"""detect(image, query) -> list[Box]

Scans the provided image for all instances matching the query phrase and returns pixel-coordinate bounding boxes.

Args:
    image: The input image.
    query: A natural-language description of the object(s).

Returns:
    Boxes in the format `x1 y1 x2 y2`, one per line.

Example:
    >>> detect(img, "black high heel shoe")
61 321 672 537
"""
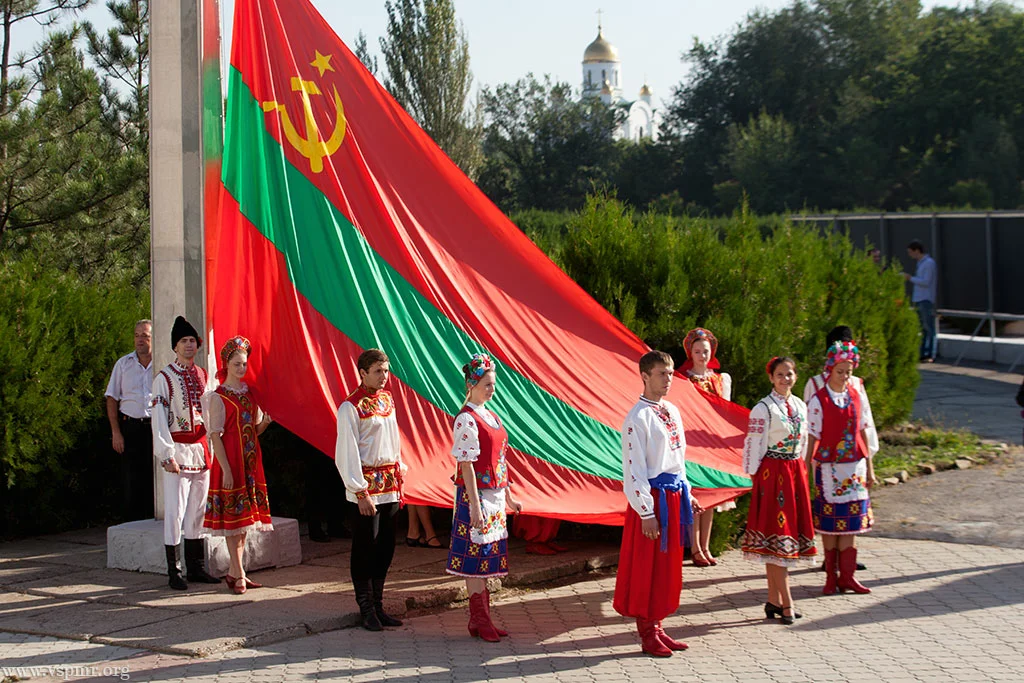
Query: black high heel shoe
765 602 803 620
779 605 797 625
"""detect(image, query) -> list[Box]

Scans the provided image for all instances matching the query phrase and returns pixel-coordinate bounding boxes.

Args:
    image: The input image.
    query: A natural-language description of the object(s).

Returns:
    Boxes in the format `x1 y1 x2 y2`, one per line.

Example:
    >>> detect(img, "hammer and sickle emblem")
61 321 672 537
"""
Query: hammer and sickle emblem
262 77 347 173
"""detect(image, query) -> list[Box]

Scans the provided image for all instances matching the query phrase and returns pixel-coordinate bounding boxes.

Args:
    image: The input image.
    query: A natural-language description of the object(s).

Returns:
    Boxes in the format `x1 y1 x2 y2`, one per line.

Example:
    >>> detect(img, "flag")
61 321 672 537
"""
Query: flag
208 0 751 524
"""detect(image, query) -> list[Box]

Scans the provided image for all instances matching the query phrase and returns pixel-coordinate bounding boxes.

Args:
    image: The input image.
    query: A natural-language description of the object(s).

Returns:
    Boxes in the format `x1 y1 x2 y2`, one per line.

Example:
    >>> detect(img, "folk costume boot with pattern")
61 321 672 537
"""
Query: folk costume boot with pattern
483 589 508 637
164 544 188 591
822 548 839 596
467 591 501 642
371 577 403 627
636 618 672 657
184 539 220 584
837 547 871 594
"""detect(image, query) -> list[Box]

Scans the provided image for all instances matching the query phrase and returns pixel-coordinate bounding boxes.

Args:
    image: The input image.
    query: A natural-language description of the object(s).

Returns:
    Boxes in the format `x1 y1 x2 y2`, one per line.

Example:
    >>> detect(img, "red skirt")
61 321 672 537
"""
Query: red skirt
613 490 683 621
513 515 561 543
742 456 817 567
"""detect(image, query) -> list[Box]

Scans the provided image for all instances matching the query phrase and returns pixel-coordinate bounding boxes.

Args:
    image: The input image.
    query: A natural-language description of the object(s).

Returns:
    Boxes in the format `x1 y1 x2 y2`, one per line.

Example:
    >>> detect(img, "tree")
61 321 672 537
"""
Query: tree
726 110 801 213
353 30 377 77
379 0 482 178
477 74 622 212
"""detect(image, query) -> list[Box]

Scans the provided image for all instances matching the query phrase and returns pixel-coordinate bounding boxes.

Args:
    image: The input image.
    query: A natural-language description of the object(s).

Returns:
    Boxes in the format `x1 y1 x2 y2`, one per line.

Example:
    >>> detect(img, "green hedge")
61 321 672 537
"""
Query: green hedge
0 257 148 536
515 194 919 425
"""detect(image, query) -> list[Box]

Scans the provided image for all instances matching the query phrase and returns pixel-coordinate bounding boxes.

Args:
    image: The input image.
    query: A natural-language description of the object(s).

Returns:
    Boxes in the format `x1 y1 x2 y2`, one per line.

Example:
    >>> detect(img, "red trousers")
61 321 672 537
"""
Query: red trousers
613 490 683 621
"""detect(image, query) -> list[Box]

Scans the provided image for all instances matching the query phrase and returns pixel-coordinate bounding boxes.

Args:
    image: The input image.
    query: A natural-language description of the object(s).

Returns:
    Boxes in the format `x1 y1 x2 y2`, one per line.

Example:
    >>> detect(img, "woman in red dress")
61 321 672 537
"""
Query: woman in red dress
741 357 817 624
203 336 273 594
681 327 735 567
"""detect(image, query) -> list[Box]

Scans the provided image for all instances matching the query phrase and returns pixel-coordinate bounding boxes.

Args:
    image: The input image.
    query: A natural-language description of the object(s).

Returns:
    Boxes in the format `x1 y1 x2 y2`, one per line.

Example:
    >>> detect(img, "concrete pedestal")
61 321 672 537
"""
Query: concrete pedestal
106 517 302 576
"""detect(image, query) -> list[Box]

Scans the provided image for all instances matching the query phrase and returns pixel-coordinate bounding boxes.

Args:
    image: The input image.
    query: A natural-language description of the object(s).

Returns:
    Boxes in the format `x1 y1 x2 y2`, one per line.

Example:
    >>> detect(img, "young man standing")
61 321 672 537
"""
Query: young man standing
335 349 405 631
903 239 939 362
151 316 220 590
105 319 155 521
613 350 702 657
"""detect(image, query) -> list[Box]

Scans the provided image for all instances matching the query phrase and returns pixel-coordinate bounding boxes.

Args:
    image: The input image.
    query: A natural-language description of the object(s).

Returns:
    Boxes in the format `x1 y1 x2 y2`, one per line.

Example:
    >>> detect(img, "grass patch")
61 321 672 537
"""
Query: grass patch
873 422 1010 479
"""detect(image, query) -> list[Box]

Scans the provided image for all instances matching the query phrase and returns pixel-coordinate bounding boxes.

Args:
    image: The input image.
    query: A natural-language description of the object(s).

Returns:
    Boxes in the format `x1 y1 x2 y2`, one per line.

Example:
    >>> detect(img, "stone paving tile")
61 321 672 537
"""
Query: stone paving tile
1 536 1023 681
0 592 182 641
0 541 107 569
13 568 167 601
0 560 89 588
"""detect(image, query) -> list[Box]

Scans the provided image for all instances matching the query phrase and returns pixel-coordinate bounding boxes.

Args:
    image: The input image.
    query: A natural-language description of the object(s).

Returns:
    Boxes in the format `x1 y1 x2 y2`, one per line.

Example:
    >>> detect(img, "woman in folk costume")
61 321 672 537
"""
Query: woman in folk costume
741 356 817 625
681 327 734 567
203 336 274 594
614 350 702 658
445 353 524 642
806 340 878 595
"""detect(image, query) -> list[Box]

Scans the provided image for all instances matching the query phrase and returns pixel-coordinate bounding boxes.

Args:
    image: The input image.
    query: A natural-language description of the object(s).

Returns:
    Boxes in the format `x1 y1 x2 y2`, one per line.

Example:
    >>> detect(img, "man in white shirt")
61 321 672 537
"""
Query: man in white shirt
903 239 938 362
105 320 154 520
335 348 404 631
613 350 702 658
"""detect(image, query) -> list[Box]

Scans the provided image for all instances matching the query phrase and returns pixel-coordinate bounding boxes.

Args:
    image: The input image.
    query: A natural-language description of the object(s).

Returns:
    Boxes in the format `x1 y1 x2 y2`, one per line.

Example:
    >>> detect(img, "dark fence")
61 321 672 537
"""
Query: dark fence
790 212 1024 317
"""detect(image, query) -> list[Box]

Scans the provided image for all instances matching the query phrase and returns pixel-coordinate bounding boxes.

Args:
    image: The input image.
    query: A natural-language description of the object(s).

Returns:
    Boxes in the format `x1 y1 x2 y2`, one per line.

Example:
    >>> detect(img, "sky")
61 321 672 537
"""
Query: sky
11 0 981 106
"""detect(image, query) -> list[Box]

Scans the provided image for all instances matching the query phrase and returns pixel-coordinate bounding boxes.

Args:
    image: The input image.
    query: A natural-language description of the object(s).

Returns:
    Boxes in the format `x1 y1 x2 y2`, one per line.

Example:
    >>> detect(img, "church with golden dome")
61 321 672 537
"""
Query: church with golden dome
581 21 660 142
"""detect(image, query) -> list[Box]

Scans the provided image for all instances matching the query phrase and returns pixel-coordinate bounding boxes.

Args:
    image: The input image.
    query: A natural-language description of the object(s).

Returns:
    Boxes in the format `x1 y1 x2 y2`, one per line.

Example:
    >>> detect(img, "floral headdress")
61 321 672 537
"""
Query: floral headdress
217 335 252 382
463 352 495 386
681 327 720 372
824 340 860 376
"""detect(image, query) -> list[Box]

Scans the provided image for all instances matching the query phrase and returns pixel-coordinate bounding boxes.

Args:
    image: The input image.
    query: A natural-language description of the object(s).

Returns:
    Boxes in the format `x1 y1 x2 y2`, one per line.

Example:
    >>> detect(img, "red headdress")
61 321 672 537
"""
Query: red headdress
217 335 252 382
681 327 721 373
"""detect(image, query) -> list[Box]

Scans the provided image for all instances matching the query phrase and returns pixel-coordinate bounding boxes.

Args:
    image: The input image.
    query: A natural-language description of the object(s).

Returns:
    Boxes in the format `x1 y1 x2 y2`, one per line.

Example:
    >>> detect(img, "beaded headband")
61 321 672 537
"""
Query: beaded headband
463 353 495 386
682 327 721 372
824 340 860 374
220 335 251 365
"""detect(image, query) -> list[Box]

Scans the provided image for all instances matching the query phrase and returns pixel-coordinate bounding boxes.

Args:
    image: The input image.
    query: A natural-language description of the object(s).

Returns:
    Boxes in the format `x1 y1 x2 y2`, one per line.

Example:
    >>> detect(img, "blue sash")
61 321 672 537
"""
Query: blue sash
649 473 693 553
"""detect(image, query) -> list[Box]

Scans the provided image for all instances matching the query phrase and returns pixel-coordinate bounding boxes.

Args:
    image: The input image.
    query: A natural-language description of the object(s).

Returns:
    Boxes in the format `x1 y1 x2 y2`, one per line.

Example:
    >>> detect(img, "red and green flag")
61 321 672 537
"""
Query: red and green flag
208 0 751 524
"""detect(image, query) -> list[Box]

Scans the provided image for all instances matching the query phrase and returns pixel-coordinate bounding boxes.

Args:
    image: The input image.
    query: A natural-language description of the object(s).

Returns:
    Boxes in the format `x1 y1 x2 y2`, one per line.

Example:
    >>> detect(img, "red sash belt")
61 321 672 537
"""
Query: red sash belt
361 462 402 499
171 424 208 444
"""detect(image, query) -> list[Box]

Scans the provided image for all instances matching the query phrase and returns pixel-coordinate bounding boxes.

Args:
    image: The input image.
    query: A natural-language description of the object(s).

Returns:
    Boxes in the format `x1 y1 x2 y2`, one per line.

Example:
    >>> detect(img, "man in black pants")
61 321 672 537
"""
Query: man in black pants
334 349 404 631
105 319 155 520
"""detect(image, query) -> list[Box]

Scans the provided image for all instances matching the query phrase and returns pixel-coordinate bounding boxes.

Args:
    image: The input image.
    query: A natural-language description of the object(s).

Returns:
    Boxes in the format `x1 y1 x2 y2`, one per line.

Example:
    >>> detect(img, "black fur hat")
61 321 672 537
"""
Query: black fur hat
171 316 202 350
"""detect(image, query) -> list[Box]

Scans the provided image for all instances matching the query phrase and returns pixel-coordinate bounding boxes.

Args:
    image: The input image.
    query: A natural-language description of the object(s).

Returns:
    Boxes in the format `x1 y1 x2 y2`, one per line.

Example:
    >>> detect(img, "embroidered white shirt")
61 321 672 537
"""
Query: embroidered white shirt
105 351 153 419
334 391 403 505
621 396 691 519
452 402 500 463
804 374 879 456
742 393 809 475
151 362 210 471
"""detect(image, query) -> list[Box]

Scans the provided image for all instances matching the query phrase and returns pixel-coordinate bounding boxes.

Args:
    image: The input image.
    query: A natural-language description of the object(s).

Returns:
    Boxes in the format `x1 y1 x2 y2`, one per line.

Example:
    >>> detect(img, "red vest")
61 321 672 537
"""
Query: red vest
812 385 868 463
453 407 509 490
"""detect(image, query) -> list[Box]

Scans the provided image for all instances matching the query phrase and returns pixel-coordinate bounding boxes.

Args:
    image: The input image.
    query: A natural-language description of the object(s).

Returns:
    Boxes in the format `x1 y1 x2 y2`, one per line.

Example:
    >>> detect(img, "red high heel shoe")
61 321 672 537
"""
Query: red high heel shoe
225 575 246 594
244 577 262 589
691 551 712 568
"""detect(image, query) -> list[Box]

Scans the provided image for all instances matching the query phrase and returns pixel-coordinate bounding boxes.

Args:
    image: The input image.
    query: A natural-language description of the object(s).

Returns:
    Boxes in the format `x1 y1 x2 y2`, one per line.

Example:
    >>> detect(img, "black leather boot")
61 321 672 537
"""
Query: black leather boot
372 577 403 627
354 580 383 631
165 544 188 590
184 538 221 583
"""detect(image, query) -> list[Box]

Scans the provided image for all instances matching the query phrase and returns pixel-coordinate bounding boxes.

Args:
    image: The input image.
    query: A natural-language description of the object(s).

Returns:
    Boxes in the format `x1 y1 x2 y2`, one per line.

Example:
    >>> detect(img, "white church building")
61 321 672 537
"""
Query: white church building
581 23 660 142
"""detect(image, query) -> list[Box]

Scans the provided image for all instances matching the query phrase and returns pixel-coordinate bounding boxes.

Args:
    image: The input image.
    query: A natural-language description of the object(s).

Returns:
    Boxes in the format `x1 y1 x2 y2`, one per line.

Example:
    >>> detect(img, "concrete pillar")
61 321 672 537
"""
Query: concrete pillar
149 0 218 518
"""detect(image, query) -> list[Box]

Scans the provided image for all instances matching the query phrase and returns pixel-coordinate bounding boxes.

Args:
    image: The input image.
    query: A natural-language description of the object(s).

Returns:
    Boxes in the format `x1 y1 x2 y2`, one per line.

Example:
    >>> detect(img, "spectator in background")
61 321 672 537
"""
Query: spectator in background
105 319 155 521
903 240 938 363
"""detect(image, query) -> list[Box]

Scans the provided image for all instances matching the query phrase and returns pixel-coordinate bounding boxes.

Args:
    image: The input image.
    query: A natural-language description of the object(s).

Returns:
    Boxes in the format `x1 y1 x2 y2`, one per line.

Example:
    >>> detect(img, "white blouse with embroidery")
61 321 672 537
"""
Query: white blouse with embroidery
451 402 500 463
621 397 692 519
804 374 879 457
742 392 809 475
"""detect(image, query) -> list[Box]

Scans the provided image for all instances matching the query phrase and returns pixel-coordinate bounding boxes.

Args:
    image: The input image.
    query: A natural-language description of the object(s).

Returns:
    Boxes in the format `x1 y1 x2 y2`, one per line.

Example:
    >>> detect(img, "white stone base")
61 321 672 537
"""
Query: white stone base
106 517 302 575
938 333 1024 366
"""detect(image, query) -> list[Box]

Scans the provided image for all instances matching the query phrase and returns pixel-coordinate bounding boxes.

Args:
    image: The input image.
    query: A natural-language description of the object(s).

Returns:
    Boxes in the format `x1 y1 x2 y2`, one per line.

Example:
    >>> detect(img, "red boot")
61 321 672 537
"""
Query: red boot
636 618 672 657
837 547 871 594
468 591 501 642
654 621 688 651
483 589 508 637
822 548 839 596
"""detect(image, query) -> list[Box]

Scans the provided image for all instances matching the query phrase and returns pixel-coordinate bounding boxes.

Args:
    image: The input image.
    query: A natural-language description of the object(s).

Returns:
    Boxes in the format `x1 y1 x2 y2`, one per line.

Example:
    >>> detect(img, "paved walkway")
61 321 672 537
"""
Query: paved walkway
912 361 1022 444
2 536 1023 682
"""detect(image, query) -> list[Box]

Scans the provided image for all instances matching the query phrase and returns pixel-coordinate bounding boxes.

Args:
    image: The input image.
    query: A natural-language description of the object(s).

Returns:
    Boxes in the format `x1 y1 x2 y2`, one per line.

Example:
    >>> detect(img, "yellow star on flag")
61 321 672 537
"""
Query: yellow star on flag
310 50 335 77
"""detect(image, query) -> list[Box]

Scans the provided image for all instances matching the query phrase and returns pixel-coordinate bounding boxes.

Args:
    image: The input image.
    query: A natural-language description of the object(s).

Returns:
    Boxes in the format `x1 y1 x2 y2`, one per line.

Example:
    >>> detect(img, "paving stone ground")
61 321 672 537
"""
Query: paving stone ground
2 536 1023 682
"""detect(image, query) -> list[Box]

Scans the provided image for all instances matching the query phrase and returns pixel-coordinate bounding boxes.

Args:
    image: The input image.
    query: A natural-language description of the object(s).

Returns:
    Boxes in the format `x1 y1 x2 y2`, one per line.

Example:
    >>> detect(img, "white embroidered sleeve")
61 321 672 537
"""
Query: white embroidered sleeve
204 392 226 436
806 395 824 440
150 373 174 463
622 416 655 519
451 414 481 462
795 398 810 461
720 373 733 402
742 403 769 475
334 403 367 496
855 379 880 457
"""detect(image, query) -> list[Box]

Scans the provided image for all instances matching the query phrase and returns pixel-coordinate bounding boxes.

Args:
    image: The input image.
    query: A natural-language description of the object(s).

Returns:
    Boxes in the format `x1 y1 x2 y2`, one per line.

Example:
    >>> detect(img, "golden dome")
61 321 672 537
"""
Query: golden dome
639 83 652 97
583 29 620 63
